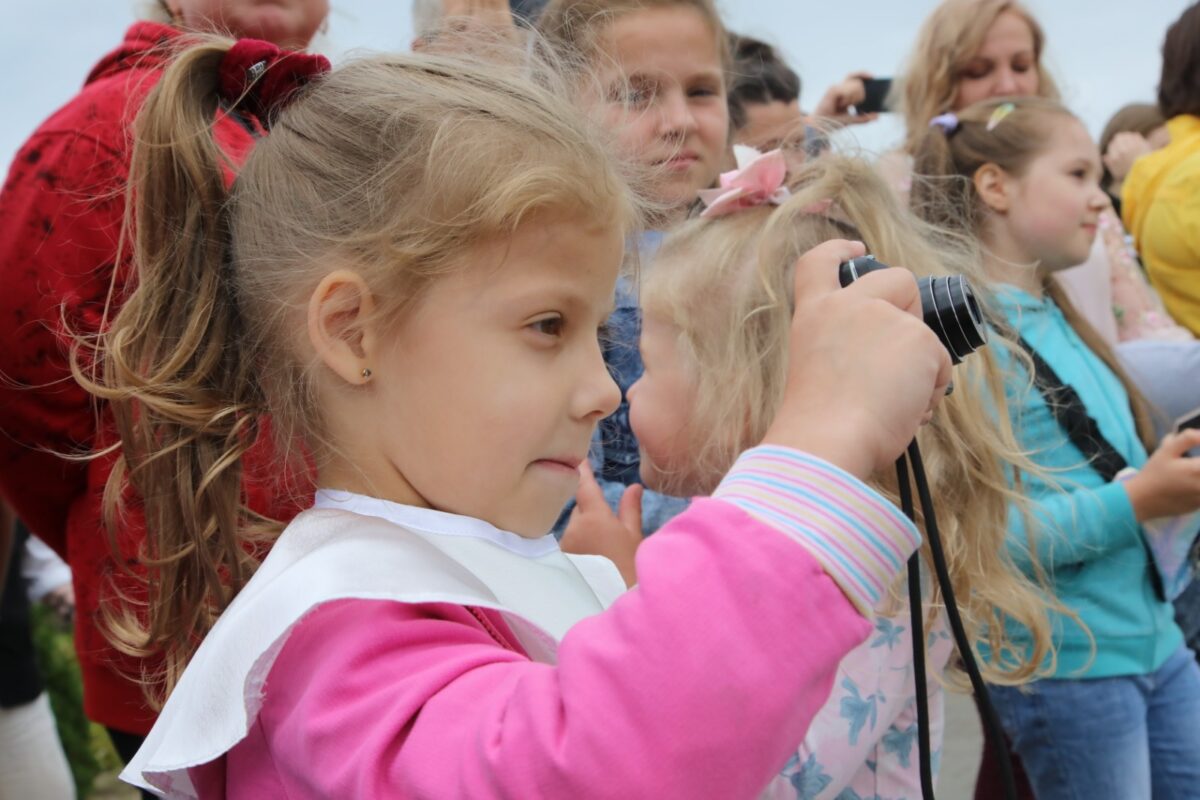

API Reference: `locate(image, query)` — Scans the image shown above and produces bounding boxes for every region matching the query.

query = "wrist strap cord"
[897,440,1016,800]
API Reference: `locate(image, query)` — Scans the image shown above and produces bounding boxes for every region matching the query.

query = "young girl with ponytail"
[912,96,1200,800]
[99,35,956,798]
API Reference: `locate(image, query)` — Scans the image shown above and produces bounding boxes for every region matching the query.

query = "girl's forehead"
[599,6,721,70]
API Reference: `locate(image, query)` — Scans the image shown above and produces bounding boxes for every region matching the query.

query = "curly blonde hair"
[643,154,1057,684]
[78,36,641,702]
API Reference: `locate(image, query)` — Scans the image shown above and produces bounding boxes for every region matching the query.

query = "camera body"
[838,255,987,364]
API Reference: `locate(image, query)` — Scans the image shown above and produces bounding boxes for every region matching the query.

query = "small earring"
[361,367,373,380]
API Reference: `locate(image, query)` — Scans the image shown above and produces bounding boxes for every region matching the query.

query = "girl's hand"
[762,240,953,479]
[812,72,878,126]
[1123,429,1200,521]
[560,462,643,588]
[1103,132,1154,184]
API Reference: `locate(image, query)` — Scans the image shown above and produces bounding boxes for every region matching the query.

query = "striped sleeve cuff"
[713,445,921,616]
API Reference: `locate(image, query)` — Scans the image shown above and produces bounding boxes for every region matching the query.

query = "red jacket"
[0,21,304,734]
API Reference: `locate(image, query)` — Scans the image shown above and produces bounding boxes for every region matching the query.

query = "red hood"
[85,20,182,86]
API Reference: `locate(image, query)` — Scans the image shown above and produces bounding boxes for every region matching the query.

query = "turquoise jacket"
[994,286,1181,678]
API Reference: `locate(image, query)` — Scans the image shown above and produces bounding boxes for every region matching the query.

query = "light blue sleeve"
[1007,479,1140,573]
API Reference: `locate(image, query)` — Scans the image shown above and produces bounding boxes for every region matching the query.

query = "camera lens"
[838,256,987,364]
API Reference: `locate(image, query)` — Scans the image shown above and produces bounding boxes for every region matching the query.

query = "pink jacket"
[135,448,920,798]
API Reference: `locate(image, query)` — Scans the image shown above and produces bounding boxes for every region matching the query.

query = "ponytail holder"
[698,146,791,218]
[217,39,331,128]
[929,112,960,135]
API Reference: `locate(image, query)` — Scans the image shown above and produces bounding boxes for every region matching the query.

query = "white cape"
[121,491,625,798]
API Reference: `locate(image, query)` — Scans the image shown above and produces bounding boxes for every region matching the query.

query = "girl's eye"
[688,85,719,99]
[530,316,564,337]
[610,82,653,107]
[1070,168,1088,179]
[1012,59,1033,73]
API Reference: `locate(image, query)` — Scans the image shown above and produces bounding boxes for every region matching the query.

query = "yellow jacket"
[1122,114,1200,336]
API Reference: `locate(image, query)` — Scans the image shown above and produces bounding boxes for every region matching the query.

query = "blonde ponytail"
[78,39,278,701]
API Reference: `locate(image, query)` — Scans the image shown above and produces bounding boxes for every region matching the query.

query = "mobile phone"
[854,78,894,115]
[1176,405,1200,457]
[1176,405,1200,433]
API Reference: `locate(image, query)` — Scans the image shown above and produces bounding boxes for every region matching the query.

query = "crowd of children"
[1,1,1199,799]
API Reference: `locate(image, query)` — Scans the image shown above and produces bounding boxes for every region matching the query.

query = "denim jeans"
[1176,580,1200,660]
[988,646,1200,800]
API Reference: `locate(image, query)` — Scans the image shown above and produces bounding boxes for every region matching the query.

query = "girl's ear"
[973,163,1012,213]
[307,270,378,386]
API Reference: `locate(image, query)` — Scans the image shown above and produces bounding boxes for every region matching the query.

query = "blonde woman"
[887,1,1191,344]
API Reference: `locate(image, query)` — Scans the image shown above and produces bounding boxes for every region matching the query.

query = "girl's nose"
[578,345,622,422]
[658,88,697,137]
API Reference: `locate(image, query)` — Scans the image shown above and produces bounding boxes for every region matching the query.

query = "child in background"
[912,96,1200,800]
[103,37,954,798]
[566,148,1055,799]
[1099,103,1169,213]
[539,0,732,531]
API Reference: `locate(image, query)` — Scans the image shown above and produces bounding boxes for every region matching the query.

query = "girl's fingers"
[574,461,605,510]
[790,239,868,300]
[618,484,644,537]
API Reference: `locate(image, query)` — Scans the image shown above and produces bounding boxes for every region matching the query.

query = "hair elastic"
[928,112,960,135]
[217,39,331,129]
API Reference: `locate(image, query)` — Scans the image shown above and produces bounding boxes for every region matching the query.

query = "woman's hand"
[762,240,952,479]
[1123,429,1200,521]
[560,463,643,588]
[812,73,879,126]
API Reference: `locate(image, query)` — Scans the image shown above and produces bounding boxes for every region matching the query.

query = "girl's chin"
[652,176,713,212]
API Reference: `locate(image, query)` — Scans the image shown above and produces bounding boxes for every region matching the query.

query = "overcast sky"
[1,1,1191,171]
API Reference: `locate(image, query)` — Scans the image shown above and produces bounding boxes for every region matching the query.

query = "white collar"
[312,488,562,559]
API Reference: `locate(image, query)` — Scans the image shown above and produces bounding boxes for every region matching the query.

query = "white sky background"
[1,1,1192,173]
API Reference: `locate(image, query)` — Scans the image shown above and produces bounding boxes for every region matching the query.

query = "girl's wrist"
[760,418,873,480]
[1121,473,1157,522]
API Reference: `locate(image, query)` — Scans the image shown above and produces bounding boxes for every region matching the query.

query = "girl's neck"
[980,223,1046,298]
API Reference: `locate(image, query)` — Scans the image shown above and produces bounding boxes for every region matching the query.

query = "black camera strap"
[898,442,1017,800]
[1015,336,1128,482]
[1014,336,1171,603]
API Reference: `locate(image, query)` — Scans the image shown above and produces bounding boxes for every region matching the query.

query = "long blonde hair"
[910,96,1157,451]
[645,154,1055,683]
[899,0,1058,153]
[78,37,639,701]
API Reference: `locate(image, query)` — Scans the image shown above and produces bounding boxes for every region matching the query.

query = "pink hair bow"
[698,146,791,218]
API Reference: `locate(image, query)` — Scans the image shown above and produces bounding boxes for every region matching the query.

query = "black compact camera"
[838,255,987,364]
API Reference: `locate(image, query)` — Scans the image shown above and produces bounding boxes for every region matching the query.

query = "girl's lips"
[533,458,583,474]
[660,154,699,172]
